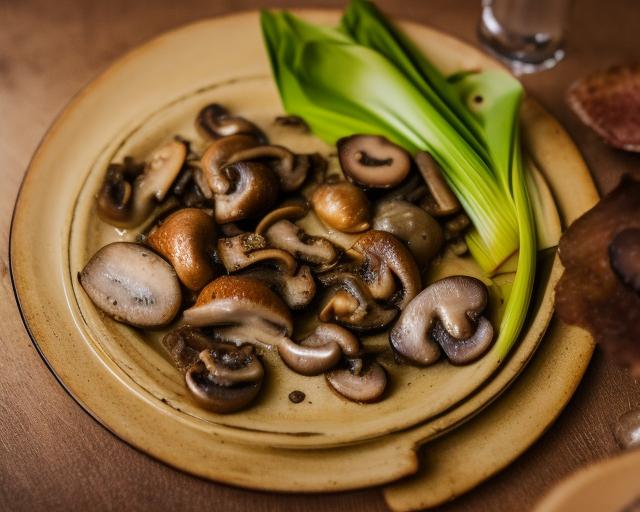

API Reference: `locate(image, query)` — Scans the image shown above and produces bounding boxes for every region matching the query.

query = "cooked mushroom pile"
[80,103,496,413]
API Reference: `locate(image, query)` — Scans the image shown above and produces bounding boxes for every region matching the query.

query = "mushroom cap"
[185,343,264,414]
[212,161,280,224]
[337,134,411,188]
[351,230,422,309]
[278,323,360,376]
[373,200,444,265]
[78,242,182,327]
[389,275,491,366]
[147,208,217,291]
[414,151,461,217]
[183,275,293,346]
[326,359,387,403]
[311,181,371,233]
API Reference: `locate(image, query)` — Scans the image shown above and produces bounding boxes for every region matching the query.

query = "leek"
[260,1,537,360]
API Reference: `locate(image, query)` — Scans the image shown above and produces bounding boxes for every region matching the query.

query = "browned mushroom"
[311,180,371,233]
[337,134,411,188]
[239,265,316,309]
[326,358,387,403]
[147,208,217,291]
[78,242,182,327]
[415,151,461,217]
[196,103,267,143]
[183,275,293,347]
[224,145,310,192]
[199,134,258,196]
[318,272,397,331]
[216,233,297,275]
[278,323,360,376]
[255,202,308,235]
[162,325,217,373]
[185,343,264,414]
[274,115,310,132]
[389,276,493,366]
[214,161,280,224]
[97,141,187,228]
[372,200,444,265]
[347,230,421,309]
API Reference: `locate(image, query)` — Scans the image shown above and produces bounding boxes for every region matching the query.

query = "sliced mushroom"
[326,358,387,403]
[199,133,259,198]
[389,276,493,366]
[311,181,371,233]
[337,134,411,188]
[97,141,187,228]
[430,317,494,365]
[185,343,264,413]
[349,230,421,309]
[278,323,360,376]
[212,161,280,224]
[183,275,293,347]
[264,220,339,269]
[147,208,217,291]
[162,325,217,373]
[255,202,308,236]
[217,233,297,275]
[196,103,266,142]
[239,265,316,309]
[78,242,181,327]
[97,159,144,224]
[373,200,443,265]
[225,145,310,192]
[318,272,397,331]
[415,151,460,217]
[609,228,640,293]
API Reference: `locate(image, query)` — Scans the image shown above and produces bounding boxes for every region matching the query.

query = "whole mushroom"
[147,208,217,291]
[389,276,494,366]
[373,200,444,265]
[311,180,371,234]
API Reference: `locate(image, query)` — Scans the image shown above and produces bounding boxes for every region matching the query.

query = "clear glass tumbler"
[478,0,572,74]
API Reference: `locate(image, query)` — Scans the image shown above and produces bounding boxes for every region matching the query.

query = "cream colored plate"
[11,10,597,493]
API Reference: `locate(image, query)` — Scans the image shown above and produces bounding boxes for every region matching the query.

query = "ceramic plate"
[11,10,597,492]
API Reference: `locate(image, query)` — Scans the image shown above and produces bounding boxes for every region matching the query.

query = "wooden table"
[1,0,639,510]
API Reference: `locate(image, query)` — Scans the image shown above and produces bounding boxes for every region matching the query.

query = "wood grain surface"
[1,0,639,511]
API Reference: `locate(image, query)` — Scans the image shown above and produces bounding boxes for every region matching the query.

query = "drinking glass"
[478,0,572,74]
